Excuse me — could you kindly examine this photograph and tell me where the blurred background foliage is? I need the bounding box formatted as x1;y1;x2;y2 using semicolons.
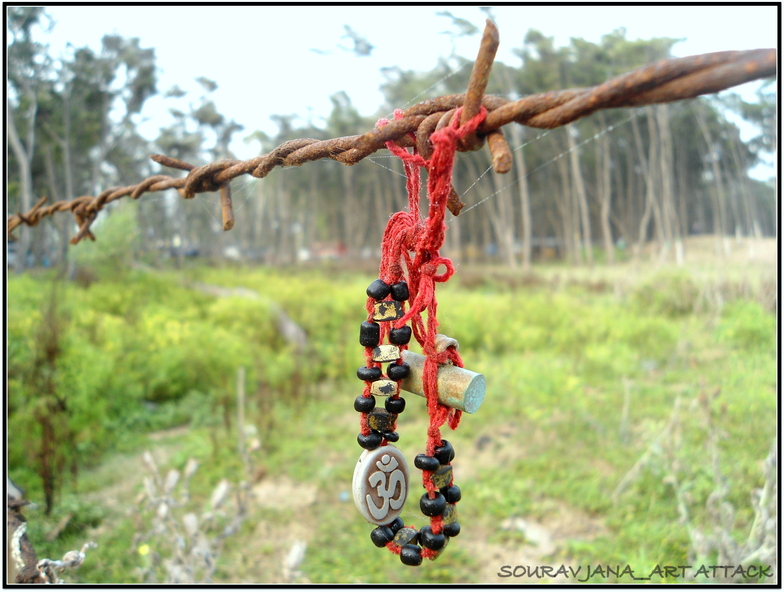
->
7;254;776;582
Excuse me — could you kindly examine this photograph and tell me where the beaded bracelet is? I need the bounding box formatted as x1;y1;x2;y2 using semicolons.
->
352;278;461;566
350;105;487;566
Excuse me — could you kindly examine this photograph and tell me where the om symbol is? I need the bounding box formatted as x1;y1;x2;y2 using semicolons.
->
366;454;406;520
352;446;410;525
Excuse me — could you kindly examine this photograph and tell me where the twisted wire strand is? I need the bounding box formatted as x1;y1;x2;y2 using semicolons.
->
6;47;776;242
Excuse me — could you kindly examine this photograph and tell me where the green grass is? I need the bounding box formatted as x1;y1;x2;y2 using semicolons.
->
7;258;776;583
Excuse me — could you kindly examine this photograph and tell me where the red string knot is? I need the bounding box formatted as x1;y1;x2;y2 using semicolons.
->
422;262;438;276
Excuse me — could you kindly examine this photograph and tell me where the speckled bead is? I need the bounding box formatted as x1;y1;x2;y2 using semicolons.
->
359;321;380;347
390;281;410;301
430;465;453;489
354;395;376;413
384;396;406;414
389;326;412;345
387;361;410;381
420;492;446;516
434;440;455;464
357;432;383;450
392;526;419;547
367;408;396;432
357;366;382;382
442;503;458;525
367;279;391;300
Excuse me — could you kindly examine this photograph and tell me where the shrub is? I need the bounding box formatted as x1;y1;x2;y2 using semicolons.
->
716;300;775;351
632;270;699;317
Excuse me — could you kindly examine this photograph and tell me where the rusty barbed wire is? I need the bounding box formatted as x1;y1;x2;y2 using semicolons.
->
6;17;776;243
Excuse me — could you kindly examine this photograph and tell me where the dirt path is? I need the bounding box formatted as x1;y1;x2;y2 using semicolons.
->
80;416;611;584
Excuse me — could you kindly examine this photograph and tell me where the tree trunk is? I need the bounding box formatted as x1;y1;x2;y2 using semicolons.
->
695;103;730;257
645;109;667;255
733;130;763;254
255;178;267;261
656;104;681;264
466;155;517;268
550;134;580;264
509;125;532;272
341;165;360;258
567;125;593;266
631;111;661;262
43;146;65;269
8;99;37;273
595;118;615;264
727;126;759;240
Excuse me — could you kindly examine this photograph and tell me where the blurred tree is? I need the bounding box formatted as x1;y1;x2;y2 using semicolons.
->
340;25;375;57
7;10;159;271
7;15;776;270
7;7;52;272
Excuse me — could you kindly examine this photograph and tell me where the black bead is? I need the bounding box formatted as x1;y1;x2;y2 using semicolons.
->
400;544;422;566
370;526;394;548
366;279;391;300
382;431;399;442
389;326;412;345
387;362;410;381
419;526;446;551
414;454;441;472
443;485;462;503
434;440;455;464
442;522;461;537
390;281;410;301
388;517;404;533
357;432;382;450
354;395;376;413
359;322;380;347
420;492;447;516
385;396;406;414
357;366;382;382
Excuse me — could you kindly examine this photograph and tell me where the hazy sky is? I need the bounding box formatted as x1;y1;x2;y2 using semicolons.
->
39;4;778;164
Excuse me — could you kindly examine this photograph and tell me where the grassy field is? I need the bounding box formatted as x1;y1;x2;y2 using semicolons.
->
7;237;777;584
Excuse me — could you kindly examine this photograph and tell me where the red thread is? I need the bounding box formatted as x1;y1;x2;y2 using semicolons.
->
373;105;486;559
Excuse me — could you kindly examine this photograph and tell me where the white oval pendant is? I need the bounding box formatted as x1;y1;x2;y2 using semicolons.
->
352;445;409;525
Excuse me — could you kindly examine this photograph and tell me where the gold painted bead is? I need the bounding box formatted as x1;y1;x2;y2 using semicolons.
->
372;344;400;363
373;301;404;321
370;379;398;397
